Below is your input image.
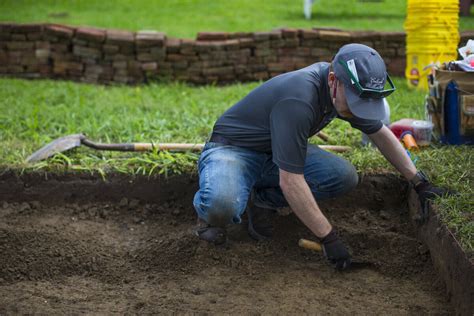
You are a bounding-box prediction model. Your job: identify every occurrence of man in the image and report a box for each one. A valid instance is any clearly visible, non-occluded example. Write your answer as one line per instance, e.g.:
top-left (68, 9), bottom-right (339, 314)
top-left (193, 43), bottom-right (447, 270)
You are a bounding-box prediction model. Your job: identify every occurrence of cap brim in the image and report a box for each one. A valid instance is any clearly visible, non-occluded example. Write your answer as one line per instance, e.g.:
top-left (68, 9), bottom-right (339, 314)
top-left (344, 83), bottom-right (386, 120)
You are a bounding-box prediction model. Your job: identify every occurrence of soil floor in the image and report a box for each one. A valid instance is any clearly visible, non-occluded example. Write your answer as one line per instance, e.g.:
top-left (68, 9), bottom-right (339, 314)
top-left (0, 196), bottom-right (451, 314)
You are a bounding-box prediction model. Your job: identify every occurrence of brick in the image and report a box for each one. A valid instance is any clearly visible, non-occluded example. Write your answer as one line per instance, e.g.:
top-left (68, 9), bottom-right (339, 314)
top-left (223, 39), bottom-right (240, 50)
top-left (378, 32), bottom-right (404, 42)
top-left (171, 61), bottom-right (188, 69)
top-left (11, 23), bottom-right (43, 33)
top-left (141, 62), bottom-right (157, 71)
top-left (7, 65), bottom-right (24, 73)
top-left (353, 31), bottom-right (380, 41)
top-left (50, 43), bottom-right (69, 52)
top-left (0, 23), bottom-right (13, 33)
top-left (239, 38), bottom-right (255, 48)
top-left (268, 62), bottom-right (295, 72)
top-left (113, 61), bottom-right (127, 69)
top-left (20, 55), bottom-right (41, 66)
top-left (167, 54), bottom-right (190, 62)
top-left (82, 57), bottom-right (97, 65)
top-left (202, 66), bottom-right (233, 76)
top-left (76, 27), bottom-right (106, 43)
top-left (72, 38), bottom-right (88, 46)
top-left (137, 53), bottom-right (155, 62)
top-left (35, 41), bottom-right (50, 49)
top-left (150, 47), bottom-right (165, 58)
top-left (180, 47), bottom-right (197, 55)
top-left (73, 45), bottom-right (101, 59)
top-left (180, 39), bottom-right (194, 49)
top-left (103, 44), bottom-right (120, 54)
top-left (0, 33), bottom-right (11, 41)
top-left (136, 30), bottom-right (165, 47)
top-left (53, 61), bottom-right (83, 73)
top-left (281, 28), bottom-right (298, 39)
top-left (45, 24), bottom-right (74, 39)
top-left (6, 41), bottom-right (34, 50)
top-left (295, 47), bottom-right (311, 56)
top-left (254, 48), bottom-right (274, 57)
top-left (253, 32), bottom-right (272, 41)
top-left (27, 33), bottom-right (43, 41)
top-left (106, 29), bottom-right (135, 46)
top-left (302, 29), bottom-right (319, 39)
top-left (201, 60), bottom-right (224, 68)
top-left (311, 47), bottom-right (332, 57)
top-left (165, 38), bottom-right (181, 53)
top-left (85, 65), bottom-right (103, 75)
top-left (318, 30), bottom-right (352, 41)
top-left (228, 32), bottom-right (253, 39)
top-left (194, 41), bottom-right (223, 53)
top-left (35, 49), bottom-right (50, 59)
top-left (11, 34), bottom-right (26, 41)
top-left (197, 32), bottom-right (228, 41)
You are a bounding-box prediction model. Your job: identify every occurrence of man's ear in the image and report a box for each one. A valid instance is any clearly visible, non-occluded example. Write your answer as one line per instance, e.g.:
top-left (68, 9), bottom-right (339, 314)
top-left (328, 72), bottom-right (336, 88)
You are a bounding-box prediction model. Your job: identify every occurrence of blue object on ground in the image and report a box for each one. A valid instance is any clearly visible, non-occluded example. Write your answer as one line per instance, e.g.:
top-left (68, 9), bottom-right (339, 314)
top-left (441, 81), bottom-right (473, 145)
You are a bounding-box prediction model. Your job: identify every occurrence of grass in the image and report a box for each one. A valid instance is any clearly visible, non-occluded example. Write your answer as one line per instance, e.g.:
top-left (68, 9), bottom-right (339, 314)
top-left (0, 77), bottom-right (472, 251)
top-left (0, 0), bottom-right (473, 38)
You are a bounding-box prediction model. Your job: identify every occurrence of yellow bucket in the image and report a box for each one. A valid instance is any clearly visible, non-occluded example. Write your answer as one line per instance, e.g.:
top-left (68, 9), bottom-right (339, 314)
top-left (405, 52), bottom-right (458, 90)
top-left (404, 0), bottom-right (459, 90)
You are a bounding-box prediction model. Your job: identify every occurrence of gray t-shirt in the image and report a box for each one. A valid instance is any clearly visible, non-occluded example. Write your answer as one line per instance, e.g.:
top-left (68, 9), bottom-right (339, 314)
top-left (212, 62), bottom-right (383, 173)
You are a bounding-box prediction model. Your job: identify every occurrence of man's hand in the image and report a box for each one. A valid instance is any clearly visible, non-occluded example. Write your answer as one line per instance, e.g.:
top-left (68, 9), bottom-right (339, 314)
top-left (414, 181), bottom-right (453, 223)
top-left (321, 229), bottom-right (351, 270)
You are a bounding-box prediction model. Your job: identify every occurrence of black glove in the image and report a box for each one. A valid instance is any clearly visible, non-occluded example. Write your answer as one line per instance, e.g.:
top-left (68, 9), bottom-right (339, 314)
top-left (321, 229), bottom-right (351, 271)
top-left (414, 181), bottom-right (453, 223)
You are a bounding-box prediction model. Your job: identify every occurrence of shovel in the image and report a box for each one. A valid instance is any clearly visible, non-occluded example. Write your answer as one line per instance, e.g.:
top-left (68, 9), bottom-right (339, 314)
top-left (298, 238), bottom-right (375, 271)
top-left (26, 134), bottom-right (352, 163)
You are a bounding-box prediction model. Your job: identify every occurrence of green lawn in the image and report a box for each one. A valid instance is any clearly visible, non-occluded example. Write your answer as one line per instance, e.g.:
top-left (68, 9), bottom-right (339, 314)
top-left (1, 0), bottom-right (473, 38)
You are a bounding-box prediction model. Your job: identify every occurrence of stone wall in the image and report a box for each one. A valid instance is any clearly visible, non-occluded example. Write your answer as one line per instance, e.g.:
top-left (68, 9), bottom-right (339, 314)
top-left (1, 23), bottom-right (473, 85)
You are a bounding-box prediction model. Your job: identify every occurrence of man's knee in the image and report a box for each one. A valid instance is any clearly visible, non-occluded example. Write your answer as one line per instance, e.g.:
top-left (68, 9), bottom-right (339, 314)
top-left (194, 190), bottom-right (245, 227)
top-left (306, 159), bottom-right (358, 198)
top-left (340, 163), bottom-right (359, 193)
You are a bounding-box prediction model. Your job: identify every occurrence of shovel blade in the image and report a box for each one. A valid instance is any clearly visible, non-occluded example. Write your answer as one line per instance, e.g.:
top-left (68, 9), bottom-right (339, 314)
top-left (26, 134), bottom-right (85, 163)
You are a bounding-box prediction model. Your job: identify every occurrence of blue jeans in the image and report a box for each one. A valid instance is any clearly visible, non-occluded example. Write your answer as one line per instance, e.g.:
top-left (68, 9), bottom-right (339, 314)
top-left (193, 142), bottom-right (358, 227)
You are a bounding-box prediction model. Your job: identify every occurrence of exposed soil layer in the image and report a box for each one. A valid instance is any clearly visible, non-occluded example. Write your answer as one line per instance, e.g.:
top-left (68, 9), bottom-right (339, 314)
top-left (0, 178), bottom-right (451, 315)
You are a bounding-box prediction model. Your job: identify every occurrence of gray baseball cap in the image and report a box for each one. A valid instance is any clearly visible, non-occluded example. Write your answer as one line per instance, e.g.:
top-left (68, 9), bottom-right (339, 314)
top-left (333, 44), bottom-right (394, 120)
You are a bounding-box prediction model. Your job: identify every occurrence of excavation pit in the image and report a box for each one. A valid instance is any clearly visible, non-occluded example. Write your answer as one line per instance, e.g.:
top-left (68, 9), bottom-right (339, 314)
top-left (0, 173), bottom-right (459, 314)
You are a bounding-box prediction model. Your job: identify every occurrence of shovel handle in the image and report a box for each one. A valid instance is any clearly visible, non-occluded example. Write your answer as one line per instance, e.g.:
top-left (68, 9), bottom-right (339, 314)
top-left (82, 139), bottom-right (204, 152)
top-left (298, 238), bottom-right (322, 252)
top-left (82, 138), bottom-right (349, 153)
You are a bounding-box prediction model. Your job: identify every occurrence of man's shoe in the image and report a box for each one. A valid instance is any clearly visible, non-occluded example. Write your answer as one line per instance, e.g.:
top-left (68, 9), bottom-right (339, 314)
top-left (194, 219), bottom-right (227, 245)
top-left (247, 203), bottom-right (276, 241)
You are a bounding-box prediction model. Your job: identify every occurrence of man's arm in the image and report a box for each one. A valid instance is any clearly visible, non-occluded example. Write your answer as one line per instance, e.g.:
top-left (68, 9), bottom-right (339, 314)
top-left (279, 170), bottom-right (332, 237)
top-left (279, 170), bottom-right (351, 270)
top-left (368, 125), bottom-right (417, 180)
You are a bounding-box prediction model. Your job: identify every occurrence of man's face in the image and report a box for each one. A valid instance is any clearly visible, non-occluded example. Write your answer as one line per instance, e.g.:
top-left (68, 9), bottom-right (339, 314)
top-left (329, 72), bottom-right (353, 118)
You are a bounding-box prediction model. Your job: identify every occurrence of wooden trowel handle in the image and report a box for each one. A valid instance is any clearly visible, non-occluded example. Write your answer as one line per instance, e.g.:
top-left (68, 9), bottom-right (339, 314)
top-left (298, 238), bottom-right (322, 252)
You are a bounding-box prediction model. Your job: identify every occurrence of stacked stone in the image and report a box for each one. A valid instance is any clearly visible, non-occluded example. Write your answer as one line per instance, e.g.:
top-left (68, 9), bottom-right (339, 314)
top-left (5, 22), bottom-right (467, 85)
top-left (44, 24), bottom-right (80, 80)
top-left (135, 30), bottom-right (166, 82)
top-left (0, 23), bottom-right (50, 78)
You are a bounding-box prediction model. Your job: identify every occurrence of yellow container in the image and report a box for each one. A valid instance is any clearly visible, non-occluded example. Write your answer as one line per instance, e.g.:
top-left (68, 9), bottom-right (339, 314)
top-left (404, 0), bottom-right (459, 90)
top-left (405, 51), bottom-right (458, 90)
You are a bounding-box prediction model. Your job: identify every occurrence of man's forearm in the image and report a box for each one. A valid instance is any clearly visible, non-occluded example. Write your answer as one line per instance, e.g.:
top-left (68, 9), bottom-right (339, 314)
top-left (369, 125), bottom-right (417, 180)
top-left (279, 170), bottom-right (332, 238)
